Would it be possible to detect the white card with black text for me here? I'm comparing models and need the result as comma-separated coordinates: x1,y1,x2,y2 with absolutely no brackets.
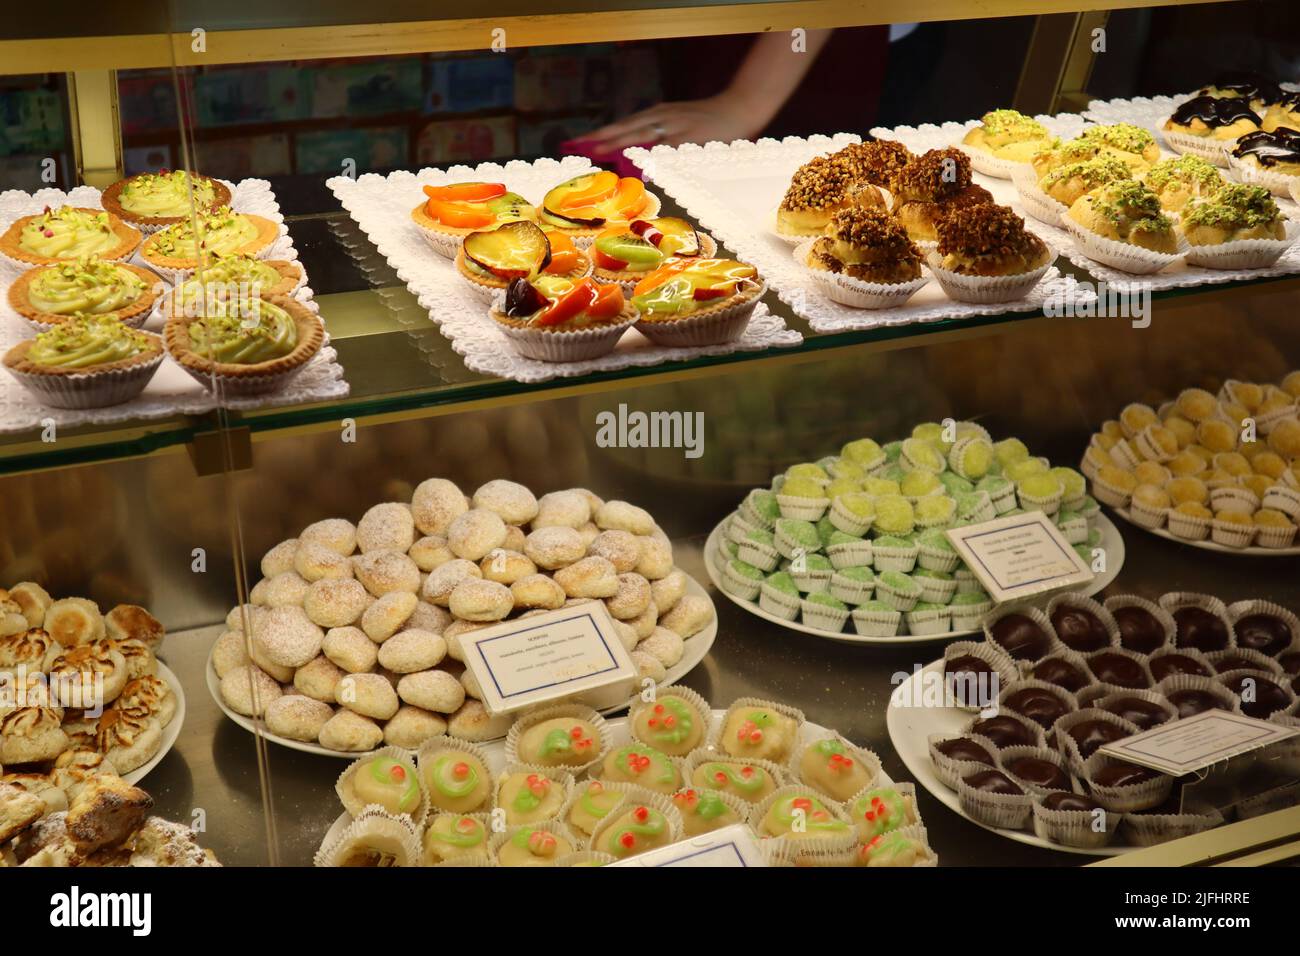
945,511,1093,604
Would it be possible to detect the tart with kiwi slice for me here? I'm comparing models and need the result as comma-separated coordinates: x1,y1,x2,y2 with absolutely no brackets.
163,292,324,397
8,255,159,330
538,170,659,245
100,169,231,232
454,220,591,301
2,314,164,409
412,182,536,258
161,252,305,319
0,206,142,268
140,205,278,275
490,275,636,362
630,256,764,347
589,217,718,292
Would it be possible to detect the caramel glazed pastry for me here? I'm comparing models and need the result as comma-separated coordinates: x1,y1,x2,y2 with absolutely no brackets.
0,770,219,866
807,207,923,283
888,148,994,242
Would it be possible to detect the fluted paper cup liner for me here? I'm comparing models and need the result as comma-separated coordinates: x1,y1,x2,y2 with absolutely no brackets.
928,731,1000,789
994,743,1080,798
924,249,1055,304
491,296,637,363
336,744,431,826
1227,152,1300,197
634,281,765,348
1081,751,1174,812
1032,793,1120,848
1216,667,1297,719
983,604,1065,663
1227,599,1300,654
1121,807,1224,846
939,639,1019,713
1013,169,1067,228
5,352,164,409
1060,217,1185,274
956,141,1032,180
793,237,929,310
1052,707,1141,773
955,770,1033,829
504,703,611,776
1182,219,1298,270
420,810,493,865
1154,673,1242,715
997,678,1080,733
314,806,422,867
553,850,616,867
1160,127,1232,166
1158,591,1235,648
1206,647,1284,676
1048,592,1121,649
1103,594,1177,653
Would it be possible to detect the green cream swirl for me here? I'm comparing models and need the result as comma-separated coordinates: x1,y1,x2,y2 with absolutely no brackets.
19,208,120,259
28,257,145,315
119,171,218,218
27,316,153,369
150,206,260,260
186,299,298,365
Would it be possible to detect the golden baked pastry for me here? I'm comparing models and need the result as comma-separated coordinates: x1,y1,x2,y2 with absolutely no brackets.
962,109,1054,162
1142,155,1225,213
1164,94,1261,142
140,205,277,272
889,148,993,241
806,207,922,283
826,139,915,188
1066,180,1178,253
1181,184,1286,246
7,257,158,328
935,204,1051,276
1038,156,1132,207
0,207,141,267
777,156,885,237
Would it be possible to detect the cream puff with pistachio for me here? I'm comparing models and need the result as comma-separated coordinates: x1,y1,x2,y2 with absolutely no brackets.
1038,155,1133,207
961,109,1055,163
1067,180,1179,253
1181,183,1286,246
1142,155,1225,213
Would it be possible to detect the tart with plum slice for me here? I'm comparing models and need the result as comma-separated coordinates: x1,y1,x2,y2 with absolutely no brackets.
630,257,764,347
454,220,591,301
538,171,659,244
490,275,636,362
590,217,717,292
0,206,141,267
8,255,158,329
412,182,536,258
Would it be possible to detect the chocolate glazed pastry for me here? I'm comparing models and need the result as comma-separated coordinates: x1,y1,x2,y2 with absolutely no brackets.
1102,696,1171,731
1042,791,1103,813
1003,687,1071,729
1092,761,1158,788
1032,657,1090,692
970,715,1035,749
1068,719,1129,759
1206,71,1283,104
1166,688,1226,719
935,737,994,765
1233,128,1300,168
1221,674,1292,719
1149,652,1211,681
1170,95,1261,129
1088,652,1150,689
988,613,1051,661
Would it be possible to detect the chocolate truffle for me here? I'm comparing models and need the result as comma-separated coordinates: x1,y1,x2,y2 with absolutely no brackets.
1222,674,1291,719
935,737,994,765
1172,606,1230,652
1092,761,1158,788
1032,657,1090,692
1234,613,1293,656
945,655,999,709
1051,605,1111,653
989,613,1051,661
970,715,1035,749
1211,653,1261,674
1068,719,1129,758
1167,688,1225,719
1149,652,1211,681
1278,652,1300,676
1005,756,1070,791
963,769,1023,796
1087,652,1150,689
1003,687,1072,729
1042,791,1103,813
1113,605,1167,654
1102,696,1171,731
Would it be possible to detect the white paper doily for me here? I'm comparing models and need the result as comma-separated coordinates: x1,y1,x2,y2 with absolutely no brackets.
0,181,350,434
326,157,802,383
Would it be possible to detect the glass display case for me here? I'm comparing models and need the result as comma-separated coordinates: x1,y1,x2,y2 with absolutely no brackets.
2,0,1300,876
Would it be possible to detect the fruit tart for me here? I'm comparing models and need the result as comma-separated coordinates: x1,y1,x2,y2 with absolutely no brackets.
3,315,164,409
1142,155,1225,213
490,275,635,362
454,221,590,301
0,206,141,267
776,155,886,239
888,148,993,243
140,205,278,276
1180,183,1292,270
960,109,1056,174
412,182,536,258
100,169,231,232
539,171,657,245
163,252,305,319
929,203,1053,304
1065,180,1181,273
630,257,764,347
799,207,926,310
590,217,717,292
8,255,158,329
164,293,324,397
1163,95,1261,165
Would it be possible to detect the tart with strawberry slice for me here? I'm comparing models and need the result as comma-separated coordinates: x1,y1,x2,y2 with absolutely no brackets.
0,206,141,268
630,257,764,347
539,171,660,245
490,275,636,362
411,182,536,258
454,221,591,301
589,217,718,293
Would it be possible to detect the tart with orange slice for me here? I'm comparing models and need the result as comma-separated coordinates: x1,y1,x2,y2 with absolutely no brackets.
411,182,536,258
589,217,718,293
630,257,764,347
490,275,636,362
539,171,659,244
454,221,591,301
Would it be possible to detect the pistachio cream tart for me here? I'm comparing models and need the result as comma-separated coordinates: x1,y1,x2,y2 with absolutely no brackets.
0,206,141,267
100,169,231,231
2,315,164,408
141,205,278,273
8,255,158,328
163,252,305,318
164,293,323,396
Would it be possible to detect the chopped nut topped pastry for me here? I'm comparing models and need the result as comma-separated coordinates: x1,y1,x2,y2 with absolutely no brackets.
807,207,923,283
1067,180,1179,253
1039,155,1133,207
1142,155,1225,212
961,109,1054,162
826,139,915,188
935,203,1051,276
777,155,885,236
1181,183,1286,245
889,148,993,241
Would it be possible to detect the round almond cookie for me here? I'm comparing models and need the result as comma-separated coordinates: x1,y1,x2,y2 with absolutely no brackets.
612,620,640,653
225,603,264,633
47,641,128,708
116,674,176,727
220,665,282,717
303,578,370,629
261,571,311,607
407,601,453,635
397,669,466,714
336,672,400,721
659,595,713,639
43,597,105,647
94,709,162,774
294,542,353,583
411,478,469,537
472,479,539,525
650,569,688,615
447,699,513,742
294,655,345,702
265,694,333,742
588,530,641,572
385,705,448,749
636,536,675,580
298,517,357,556
637,627,685,668
524,526,586,570
357,502,416,554
211,630,251,679
631,650,667,684
595,500,655,535
9,581,53,628
361,591,418,643
248,638,295,683
322,626,379,674
511,574,566,610
354,550,421,597
409,535,454,572
606,573,652,620
260,538,299,578
255,605,324,669
377,628,447,674
318,710,383,752
629,602,659,639
449,579,514,622
443,620,490,662
447,509,509,561
114,637,157,681
480,549,536,585
534,490,591,529
421,559,482,607
554,556,620,599
502,525,527,553
104,603,163,649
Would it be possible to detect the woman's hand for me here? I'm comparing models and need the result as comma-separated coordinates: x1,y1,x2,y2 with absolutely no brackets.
575,93,771,151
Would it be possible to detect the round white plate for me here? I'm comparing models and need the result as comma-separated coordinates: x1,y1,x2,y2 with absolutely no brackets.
206,575,718,760
122,661,186,786
1108,504,1300,556
885,659,1132,856
704,513,1126,646
318,710,894,852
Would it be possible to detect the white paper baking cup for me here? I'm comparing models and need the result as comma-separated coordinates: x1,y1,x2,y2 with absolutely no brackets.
633,281,765,348
1227,151,1300,197
4,351,164,409
792,237,928,309
770,208,821,246
956,141,1033,181
1160,127,1233,167
489,291,637,363
1182,219,1298,270
313,806,422,868
1031,792,1120,849
923,249,1055,304
1120,807,1224,847
928,731,1000,790
1012,169,1068,228
1060,217,1185,274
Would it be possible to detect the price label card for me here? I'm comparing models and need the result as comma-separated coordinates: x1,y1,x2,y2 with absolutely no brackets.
460,603,636,716
608,824,768,867
945,512,1093,604
1098,709,1298,777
